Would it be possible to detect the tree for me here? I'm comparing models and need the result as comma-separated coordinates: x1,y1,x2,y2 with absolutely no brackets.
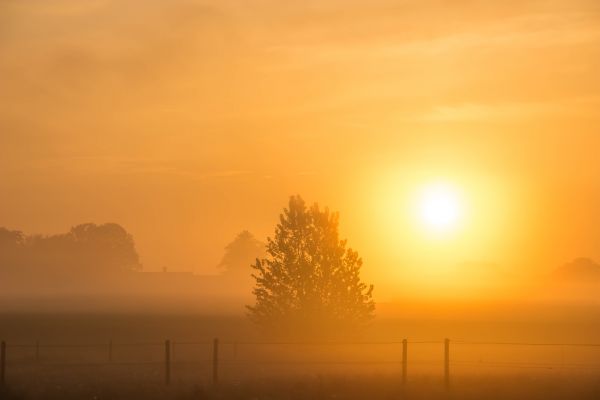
0,228,26,275
248,195,374,335
67,223,141,273
0,228,25,248
217,230,265,279
0,223,141,276
216,231,266,296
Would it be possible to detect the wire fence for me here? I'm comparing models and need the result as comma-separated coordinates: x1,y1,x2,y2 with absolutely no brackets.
2,338,600,387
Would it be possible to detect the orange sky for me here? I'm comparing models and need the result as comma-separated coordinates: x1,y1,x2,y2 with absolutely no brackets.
1,0,599,299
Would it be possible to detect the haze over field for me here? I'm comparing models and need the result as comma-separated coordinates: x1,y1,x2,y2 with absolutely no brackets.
2,2,600,399
2,0,600,306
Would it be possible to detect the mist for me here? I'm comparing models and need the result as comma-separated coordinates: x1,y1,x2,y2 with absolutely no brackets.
2,0,600,399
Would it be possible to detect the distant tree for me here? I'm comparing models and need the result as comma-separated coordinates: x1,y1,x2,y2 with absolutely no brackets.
247,195,375,335
67,223,142,273
0,223,141,276
0,228,26,274
217,230,265,279
555,258,600,282
0,228,25,248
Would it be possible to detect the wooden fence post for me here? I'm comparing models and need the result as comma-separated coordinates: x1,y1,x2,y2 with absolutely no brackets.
402,339,407,385
444,338,450,389
108,339,113,363
1,341,6,386
212,338,219,386
35,340,40,362
165,340,171,386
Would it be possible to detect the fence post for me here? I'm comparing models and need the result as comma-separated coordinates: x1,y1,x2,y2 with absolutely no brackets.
1,341,6,386
165,339,171,386
212,338,219,386
402,339,407,385
108,339,113,363
444,338,450,389
35,340,40,362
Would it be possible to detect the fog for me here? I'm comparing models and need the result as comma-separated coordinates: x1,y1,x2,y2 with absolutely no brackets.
2,1,600,399
2,0,600,289
1,222,599,315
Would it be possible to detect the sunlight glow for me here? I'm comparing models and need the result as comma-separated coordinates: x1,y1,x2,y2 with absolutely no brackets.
417,182,463,234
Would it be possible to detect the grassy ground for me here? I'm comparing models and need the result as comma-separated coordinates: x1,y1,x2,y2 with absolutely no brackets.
2,373,600,400
1,312,599,399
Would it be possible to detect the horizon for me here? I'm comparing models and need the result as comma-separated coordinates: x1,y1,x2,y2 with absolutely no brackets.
2,2,600,289
1,1,600,398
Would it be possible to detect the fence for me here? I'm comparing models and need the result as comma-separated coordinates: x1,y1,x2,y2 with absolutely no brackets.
2,338,600,388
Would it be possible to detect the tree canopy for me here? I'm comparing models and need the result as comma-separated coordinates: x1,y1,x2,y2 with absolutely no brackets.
0,223,141,276
217,230,265,278
248,195,374,335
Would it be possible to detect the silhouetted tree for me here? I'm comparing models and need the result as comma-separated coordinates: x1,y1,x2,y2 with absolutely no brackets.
217,230,265,279
248,195,374,335
0,228,26,275
67,223,141,273
0,223,141,277
555,258,600,282
0,228,24,248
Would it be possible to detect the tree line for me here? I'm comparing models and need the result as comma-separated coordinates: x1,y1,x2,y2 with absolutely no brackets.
0,223,141,277
1,196,375,335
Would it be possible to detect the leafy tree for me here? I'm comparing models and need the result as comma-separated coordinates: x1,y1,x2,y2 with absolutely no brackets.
0,228,26,275
248,195,374,335
0,223,141,276
0,228,25,248
67,223,141,273
217,230,265,279
216,231,266,297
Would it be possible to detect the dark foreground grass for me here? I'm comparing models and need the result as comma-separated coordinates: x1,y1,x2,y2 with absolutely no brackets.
1,374,600,400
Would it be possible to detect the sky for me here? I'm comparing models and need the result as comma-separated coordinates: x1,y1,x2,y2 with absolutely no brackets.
1,0,599,299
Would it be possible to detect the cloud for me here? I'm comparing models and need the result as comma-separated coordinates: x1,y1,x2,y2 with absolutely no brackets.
415,95,600,122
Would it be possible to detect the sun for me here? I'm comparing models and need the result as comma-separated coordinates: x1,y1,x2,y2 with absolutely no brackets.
416,182,463,234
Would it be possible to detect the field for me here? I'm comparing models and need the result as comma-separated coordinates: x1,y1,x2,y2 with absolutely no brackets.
2,373,600,400
1,310,600,399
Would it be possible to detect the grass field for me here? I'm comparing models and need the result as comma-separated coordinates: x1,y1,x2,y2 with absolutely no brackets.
2,372,600,399
1,311,600,399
